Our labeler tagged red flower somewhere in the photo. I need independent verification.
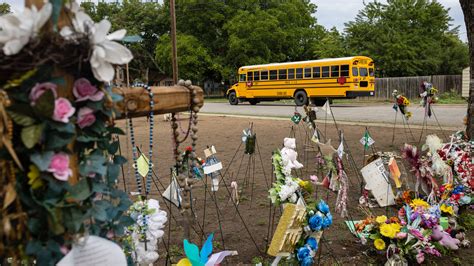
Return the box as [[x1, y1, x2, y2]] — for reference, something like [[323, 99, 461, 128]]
[[185, 146, 193, 152]]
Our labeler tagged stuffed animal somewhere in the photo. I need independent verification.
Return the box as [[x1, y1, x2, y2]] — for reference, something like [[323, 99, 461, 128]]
[[431, 225, 460, 250], [280, 138, 303, 175]]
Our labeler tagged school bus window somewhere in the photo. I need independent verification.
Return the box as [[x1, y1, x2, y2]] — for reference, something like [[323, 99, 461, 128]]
[[359, 68, 368, 77], [248, 71, 253, 81], [254, 71, 260, 81], [279, 69, 287, 80], [261, 70, 269, 80], [322, 66, 330, 78], [304, 68, 311, 78], [369, 68, 374, 77], [313, 67, 321, 78], [341, 65, 349, 77], [239, 74, 246, 82], [331, 66, 340, 77], [270, 70, 278, 80], [288, 69, 295, 79], [296, 68, 303, 79], [352, 67, 358, 76]]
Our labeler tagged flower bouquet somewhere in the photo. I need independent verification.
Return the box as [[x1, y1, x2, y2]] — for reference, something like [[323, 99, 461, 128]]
[[392, 90, 412, 120], [355, 197, 466, 264]]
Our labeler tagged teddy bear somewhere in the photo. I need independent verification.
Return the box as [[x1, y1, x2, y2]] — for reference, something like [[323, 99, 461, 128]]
[[280, 137, 303, 175], [431, 225, 460, 250]]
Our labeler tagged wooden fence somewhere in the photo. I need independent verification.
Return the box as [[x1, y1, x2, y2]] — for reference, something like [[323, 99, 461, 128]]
[[371, 75, 462, 100]]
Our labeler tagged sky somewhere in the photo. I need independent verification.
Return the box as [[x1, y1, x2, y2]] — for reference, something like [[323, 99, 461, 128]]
[[3, 0, 468, 41]]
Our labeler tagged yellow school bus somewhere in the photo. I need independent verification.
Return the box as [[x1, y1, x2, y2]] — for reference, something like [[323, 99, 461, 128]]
[[226, 56, 375, 105]]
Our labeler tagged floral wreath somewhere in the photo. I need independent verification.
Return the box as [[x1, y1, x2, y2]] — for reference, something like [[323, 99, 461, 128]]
[[0, 1, 134, 264]]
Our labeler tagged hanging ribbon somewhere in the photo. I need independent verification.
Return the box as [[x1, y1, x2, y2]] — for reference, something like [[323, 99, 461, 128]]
[[230, 181, 239, 205], [0, 90, 23, 171], [335, 157, 348, 217]]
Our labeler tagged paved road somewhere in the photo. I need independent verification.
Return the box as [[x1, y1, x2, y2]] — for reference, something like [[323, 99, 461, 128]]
[[200, 102, 467, 128]]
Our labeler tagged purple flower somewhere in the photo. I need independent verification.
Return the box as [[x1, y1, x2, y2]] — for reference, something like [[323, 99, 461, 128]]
[[52, 98, 75, 123], [47, 153, 72, 181], [73, 78, 104, 102], [424, 247, 441, 257], [29, 82, 58, 105], [409, 228, 425, 241], [77, 107, 96, 128]]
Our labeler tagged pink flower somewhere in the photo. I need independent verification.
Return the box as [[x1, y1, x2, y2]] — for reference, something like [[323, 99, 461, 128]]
[[29, 82, 58, 105], [416, 251, 425, 264], [77, 107, 96, 128], [47, 153, 72, 181], [396, 232, 407, 239], [310, 175, 318, 184], [60, 245, 69, 255], [106, 230, 115, 239], [409, 228, 425, 241], [52, 98, 75, 123], [73, 78, 104, 102]]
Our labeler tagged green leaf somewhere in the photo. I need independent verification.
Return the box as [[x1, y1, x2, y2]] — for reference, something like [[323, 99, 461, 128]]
[[79, 154, 107, 176], [63, 208, 84, 232], [30, 151, 54, 171], [45, 132, 74, 150], [107, 127, 125, 135], [8, 111, 35, 126], [21, 124, 44, 149], [33, 89, 55, 118], [107, 163, 120, 185], [77, 135, 100, 142], [108, 141, 119, 154], [68, 178, 91, 201], [92, 200, 111, 221], [114, 155, 127, 165]]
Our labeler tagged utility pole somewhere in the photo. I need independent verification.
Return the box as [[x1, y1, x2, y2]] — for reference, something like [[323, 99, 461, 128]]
[[170, 0, 178, 84]]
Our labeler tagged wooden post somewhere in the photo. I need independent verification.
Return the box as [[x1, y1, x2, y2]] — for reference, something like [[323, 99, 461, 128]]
[[113, 85, 203, 119], [170, 0, 178, 84]]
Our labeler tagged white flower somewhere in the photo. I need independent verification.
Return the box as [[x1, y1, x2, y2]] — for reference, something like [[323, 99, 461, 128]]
[[0, 3, 52, 55], [60, 2, 133, 82]]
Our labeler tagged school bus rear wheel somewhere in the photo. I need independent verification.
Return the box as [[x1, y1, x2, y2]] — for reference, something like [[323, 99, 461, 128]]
[[294, 90, 308, 106], [248, 99, 259, 105], [228, 91, 238, 105]]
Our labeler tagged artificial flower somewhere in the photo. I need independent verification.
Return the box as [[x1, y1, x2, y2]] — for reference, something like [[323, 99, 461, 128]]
[[306, 237, 318, 251], [73, 78, 104, 102], [308, 214, 323, 231], [374, 238, 386, 250], [77, 107, 96, 128], [47, 153, 72, 181], [440, 204, 454, 216], [296, 245, 311, 261], [410, 198, 430, 209], [322, 213, 333, 229], [380, 223, 397, 238], [298, 180, 312, 192], [310, 175, 318, 184], [416, 251, 425, 264], [376, 215, 388, 224], [29, 82, 58, 104], [0, 3, 52, 55], [396, 232, 407, 239], [27, 164, 43, 189], [60, 3, 133, 82], [52, 98, 75, 123], [317, 200, 330, 214], [405, 111, 412, 119]]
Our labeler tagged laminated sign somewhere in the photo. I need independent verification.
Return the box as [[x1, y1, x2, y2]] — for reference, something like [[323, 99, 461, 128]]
[[360, 158, 395, 207]]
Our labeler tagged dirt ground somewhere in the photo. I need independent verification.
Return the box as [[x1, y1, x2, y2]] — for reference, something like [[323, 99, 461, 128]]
[[116, 114, 473, 265]]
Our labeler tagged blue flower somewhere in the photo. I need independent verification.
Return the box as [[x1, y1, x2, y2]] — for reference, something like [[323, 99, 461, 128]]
[[317, 200, 330, 214], [308, 214, 323, 231], [429, 205, 441, 218], [301, 256, 313, 266], [306, 237, 318, 251], [453, 185, 464, 194], [322, 213, 333, 229], [297, 246, 311, 261]]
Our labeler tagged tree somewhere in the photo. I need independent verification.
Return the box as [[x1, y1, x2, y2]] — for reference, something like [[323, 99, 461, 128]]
[[345, 0, 468, 77], [460, 0, 474, 139], [312, 27, 349, 59], [155, 34, 217, 84], [0, 3, 10, 14]]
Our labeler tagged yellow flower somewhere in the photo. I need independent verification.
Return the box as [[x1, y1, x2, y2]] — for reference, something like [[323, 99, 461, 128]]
[[177, 258, 192, 266], [405, 112, 412, 119], [389, 223, 401, 233], [380, 223, 397, 238], [440, 204, 454, 216], [403, 97, 410, 106], [27, 165, 43, 190], [298, 179, 312, 192], [376, 215, 388, 224], [410, 198, 430, 209], [374, 238, 386, 250]]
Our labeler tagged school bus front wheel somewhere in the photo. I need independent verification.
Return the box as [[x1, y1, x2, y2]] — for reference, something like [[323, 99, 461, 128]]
[[228, 91, 238, 105]]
